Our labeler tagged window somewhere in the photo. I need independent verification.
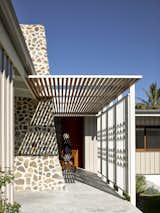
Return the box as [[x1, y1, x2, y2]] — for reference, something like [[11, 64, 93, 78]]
[[136, 128, 145, 149], [146, 128, 160, 149], [136, 126, 160, 151]]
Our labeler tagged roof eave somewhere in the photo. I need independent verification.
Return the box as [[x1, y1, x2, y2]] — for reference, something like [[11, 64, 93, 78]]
[[0, 0, 36, 76], [28, 74, 143, 79], [136, 109, 160, 117]]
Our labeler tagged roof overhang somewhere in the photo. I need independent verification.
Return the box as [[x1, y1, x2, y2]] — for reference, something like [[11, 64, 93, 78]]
[[27, 75, 142, 115], [0, 0, 35, 75]]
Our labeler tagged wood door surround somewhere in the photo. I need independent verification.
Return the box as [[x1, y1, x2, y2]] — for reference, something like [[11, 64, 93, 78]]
[[72, 149, 79, 168]]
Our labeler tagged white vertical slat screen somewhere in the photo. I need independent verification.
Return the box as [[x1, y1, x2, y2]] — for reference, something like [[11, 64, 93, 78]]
[[0, 47, 14, 203], [116, 99, 127, 191], [96, 96, 130, 200], [0, 47, 5, 171], [102, 112, 107, 180], [97, 115, 101, 174], [108, 107, 115, 184]]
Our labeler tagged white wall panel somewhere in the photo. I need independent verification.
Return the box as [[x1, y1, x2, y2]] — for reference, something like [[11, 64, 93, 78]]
[[97, 96, 131, 201], [84, 117, 97, 173], [102, 113, 107, 179], [108, 107, 115, 183], [128, 85, 136, 205], [97, 116, 101, 174], [116, 99, 127, 191], [136, 152, 160, 174]]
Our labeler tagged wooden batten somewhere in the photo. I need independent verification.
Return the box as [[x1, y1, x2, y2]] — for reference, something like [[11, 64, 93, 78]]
[[27, 75, 142, 115]]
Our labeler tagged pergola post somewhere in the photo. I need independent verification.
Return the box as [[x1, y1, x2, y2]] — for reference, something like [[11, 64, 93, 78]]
[[128, 84, 136, 206]]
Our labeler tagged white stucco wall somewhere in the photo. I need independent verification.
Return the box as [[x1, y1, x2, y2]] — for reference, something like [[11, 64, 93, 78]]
[[84, 116, 97, 173]]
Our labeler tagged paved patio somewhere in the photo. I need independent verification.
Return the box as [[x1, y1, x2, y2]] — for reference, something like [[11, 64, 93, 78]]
[[15, 171, 141, 213]]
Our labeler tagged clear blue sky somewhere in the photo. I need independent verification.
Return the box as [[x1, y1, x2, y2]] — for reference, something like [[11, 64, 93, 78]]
[[13, 0, 160, 100]]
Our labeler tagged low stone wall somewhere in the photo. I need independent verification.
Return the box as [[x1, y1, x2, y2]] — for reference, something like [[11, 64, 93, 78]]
[[14, 156, 65, 192]]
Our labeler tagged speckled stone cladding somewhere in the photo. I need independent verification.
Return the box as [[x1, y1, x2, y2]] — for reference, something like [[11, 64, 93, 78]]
[[14, 97, 65, 191], [14, 156, 65, 192], [14, 25, 65, 191], [20, 24, 49, 75], [15, 97, 38, 155]]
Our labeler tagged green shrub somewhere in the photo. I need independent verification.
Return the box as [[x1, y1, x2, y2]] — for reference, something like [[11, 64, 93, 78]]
[[0, 201, 5, 213], [0, 173, 14, 188], [0, 171, 21, 213], [6, 202, 21, 213], [136, 175, 147, 195], [123, 191, 130, 201], [144, 186, 160, 195]]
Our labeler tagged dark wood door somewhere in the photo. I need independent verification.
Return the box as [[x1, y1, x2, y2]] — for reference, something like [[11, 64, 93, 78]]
[[61, 117, 84, 168]]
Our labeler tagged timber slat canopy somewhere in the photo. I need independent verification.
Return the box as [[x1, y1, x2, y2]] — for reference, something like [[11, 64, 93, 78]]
[[27, 75, 142, 114]]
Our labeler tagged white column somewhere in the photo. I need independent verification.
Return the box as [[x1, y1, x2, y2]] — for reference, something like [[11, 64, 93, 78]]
[[5, 57, 10, 200], [10, 66, 14, 203], [128, 84, 136, 206], [0, 47, 2, 170], [7, 63, 14, 203], [0, 51, 6, 204], [97, 112, 102, 177], [101, 111, 107, 182], [0, 54, 5, 172]]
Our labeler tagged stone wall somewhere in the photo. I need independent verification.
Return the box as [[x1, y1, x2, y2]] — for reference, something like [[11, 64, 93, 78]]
[[14, 156, 65, 191], [14, 97, 65, 191], [15, 97, 38, 155], [15, 97, 58, 156], [14, 24, 65, 191], [20, 24, 49, 74]]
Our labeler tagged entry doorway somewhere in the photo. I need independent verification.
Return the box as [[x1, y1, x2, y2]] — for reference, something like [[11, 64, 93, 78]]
[[54, 117, 84, 168]]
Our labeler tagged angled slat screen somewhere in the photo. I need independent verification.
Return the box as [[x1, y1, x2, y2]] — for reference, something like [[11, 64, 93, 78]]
[[27, 75, 141, 114]]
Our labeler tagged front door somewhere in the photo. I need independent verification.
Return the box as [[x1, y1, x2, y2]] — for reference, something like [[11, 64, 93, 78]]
[[55, 117, 84, 168]]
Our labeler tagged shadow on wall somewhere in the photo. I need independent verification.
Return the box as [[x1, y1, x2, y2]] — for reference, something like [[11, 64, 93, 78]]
[[84, 116, 97, 140], [54, 117, 63, 158], [15, 98, 58, 156]]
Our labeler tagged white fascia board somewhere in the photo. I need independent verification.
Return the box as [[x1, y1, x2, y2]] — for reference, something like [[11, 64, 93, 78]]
[[136, 114, 160, 117], [54, 114, 96, 117], [28, 74, 143, 79]]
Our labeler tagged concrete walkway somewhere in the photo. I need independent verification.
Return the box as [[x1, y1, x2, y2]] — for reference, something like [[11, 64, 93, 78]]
[[15, 182, 141, 213]]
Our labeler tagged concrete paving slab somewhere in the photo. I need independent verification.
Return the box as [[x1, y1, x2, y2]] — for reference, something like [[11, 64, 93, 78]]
[[15, 182, 141, 213]]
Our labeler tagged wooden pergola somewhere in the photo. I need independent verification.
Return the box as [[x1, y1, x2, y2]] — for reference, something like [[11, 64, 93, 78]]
[[27, 75, 142, 114]]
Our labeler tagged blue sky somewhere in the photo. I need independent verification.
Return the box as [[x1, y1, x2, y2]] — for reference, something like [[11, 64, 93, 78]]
[[13, 0, 160, 100]]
